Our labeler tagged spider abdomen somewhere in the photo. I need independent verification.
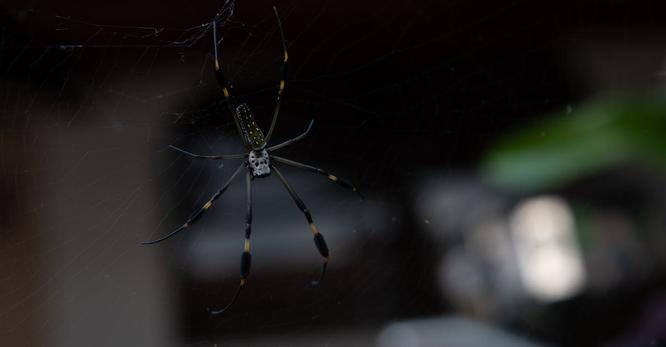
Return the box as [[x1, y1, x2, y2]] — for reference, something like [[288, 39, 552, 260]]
[[235, 103, 266, 149], [248, 149, 270, 177]]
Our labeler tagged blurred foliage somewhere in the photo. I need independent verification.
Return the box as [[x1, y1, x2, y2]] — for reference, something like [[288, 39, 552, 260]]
[[482, 94, 666, 193]]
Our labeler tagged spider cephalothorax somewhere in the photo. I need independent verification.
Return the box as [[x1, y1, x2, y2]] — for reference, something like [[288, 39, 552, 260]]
[[143, 6, 363, 314], [248, 149, 270, 177]]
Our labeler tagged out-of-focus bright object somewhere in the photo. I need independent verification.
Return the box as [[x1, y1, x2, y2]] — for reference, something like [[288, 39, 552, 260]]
[[509, 196, 585, 302], [378, 316, 550, 347]]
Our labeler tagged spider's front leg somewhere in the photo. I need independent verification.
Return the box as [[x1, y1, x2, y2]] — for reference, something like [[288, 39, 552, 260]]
[[271, 155, 364, 200], [142, 162, 245, 245], [211, 171, 253, 314], [271, 165, 329, 285]]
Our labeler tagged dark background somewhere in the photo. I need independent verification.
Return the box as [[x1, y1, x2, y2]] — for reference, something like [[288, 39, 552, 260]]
[[2, 1, 666, 346]]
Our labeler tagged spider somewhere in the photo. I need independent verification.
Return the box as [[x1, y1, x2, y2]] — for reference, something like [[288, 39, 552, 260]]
[[142, 7, 363, 314]]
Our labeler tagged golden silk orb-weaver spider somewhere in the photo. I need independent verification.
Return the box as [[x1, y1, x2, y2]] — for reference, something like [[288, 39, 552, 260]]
[[142, 7, 363, 314]]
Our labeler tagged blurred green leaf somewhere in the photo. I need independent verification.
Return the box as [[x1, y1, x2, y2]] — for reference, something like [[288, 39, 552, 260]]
[[482, 94, 666, 193]]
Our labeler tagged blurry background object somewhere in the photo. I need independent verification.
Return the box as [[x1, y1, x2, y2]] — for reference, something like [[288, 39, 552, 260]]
[[509, 196, 585, 303], [378, 317, 550, 347], [483, 95, 666, 193]]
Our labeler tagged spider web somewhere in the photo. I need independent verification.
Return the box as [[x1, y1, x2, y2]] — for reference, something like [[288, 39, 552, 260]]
[[0, 0, 581, 346]]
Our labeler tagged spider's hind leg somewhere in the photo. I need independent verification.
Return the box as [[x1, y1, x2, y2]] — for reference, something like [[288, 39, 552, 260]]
[[264, 5, 289, 144], [271, 165, 329, 285], [266, 120, 314, 152]]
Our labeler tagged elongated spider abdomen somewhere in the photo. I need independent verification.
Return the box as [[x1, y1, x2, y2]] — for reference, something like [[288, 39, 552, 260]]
[[248, 149, 270, 177], [235, 103, 266, 149]]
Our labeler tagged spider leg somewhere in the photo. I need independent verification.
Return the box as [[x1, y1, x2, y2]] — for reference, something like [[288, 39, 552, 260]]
[[264, 6, 288, 144], [271, 165, 328, 285], [271, 155, 364, 200], [212, 19, 250, 148], [211, 172, 253, 314], [266, 120, 314, 151], [142, 162, 245, 245], [169, 145, 246, 160]]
